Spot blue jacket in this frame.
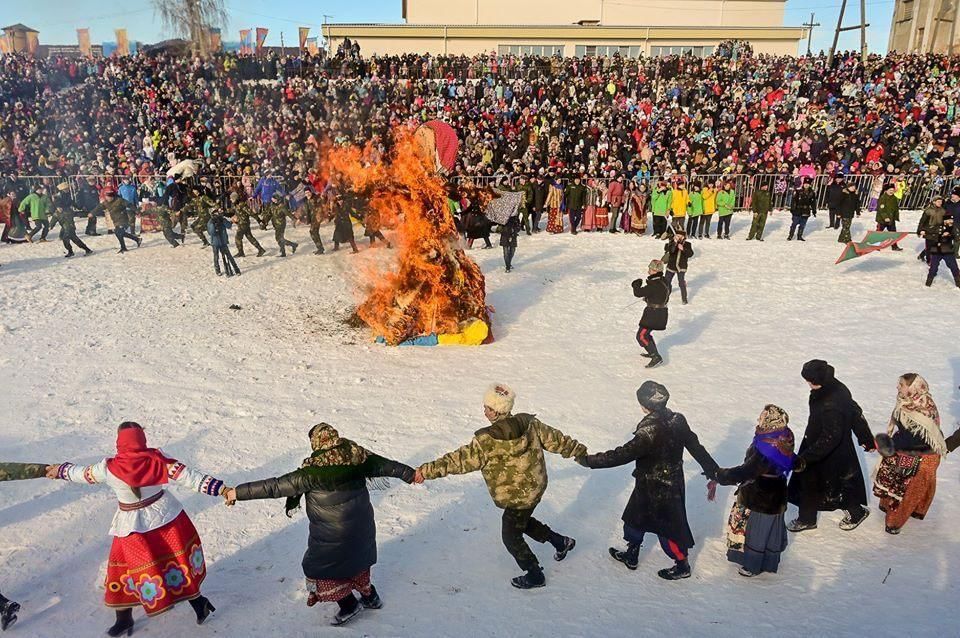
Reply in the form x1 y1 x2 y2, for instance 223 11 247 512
254 177 284 205
118 182 139 206
207 217 232 249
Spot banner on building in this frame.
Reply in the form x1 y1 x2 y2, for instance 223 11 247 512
26 31 39 57
0 33 10 55
239 29 252 54
115 28 129 56
208 27 222 50
77 28 92 57
299 27 309 51
255 27 268 54
306 37 319 55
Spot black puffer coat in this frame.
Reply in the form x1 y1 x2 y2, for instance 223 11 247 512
582 408 718 548
235 454 415 580
632 273 670 331
787 375 875 513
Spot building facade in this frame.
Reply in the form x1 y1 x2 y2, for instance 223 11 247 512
326 0 806 57
888 0 959 52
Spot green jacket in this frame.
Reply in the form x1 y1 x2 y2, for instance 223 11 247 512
564 183 588 210
716 189 736 216
420 413 586 510
156 205 175 230
18 193 51 220
519 183 535 213
688 192 703 217
876 193 900 223
751 189 772 215
0 462 47 481
651 190 671 216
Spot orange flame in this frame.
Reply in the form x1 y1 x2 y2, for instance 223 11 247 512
322 128 490 345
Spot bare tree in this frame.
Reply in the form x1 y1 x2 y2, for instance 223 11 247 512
152 0 227 56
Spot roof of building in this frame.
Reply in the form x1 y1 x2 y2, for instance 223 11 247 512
2 23 39 33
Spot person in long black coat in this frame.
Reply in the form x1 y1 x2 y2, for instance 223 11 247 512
225 424 415 627
632 259 671 368
787 360 876 533
577 381 718 581
500 213 520 272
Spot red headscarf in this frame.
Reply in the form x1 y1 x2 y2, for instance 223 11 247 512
105 424 176 487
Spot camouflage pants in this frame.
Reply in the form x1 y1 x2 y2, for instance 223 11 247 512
309 222 324 251
274 222 296 253
501 507 553 572
747 212 768 240
235 223 263 254
191 217 209 244
838 218 853 243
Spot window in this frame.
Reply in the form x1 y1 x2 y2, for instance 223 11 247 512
499 44 564 56
576 45 643 58
902 0 914 20
650 45 714 58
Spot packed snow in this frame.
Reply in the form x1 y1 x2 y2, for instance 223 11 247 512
0 209 957 638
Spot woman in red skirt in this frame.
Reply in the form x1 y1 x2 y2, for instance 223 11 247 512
49 422 229 636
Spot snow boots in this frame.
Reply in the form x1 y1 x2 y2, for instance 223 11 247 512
106 608 134 637
332 594 363 626
511 567 546 590
552 535 576 562
657 559 691 580
839 507 870 531
0 597 20 632
609 543 640 570
645 355 663 368
360 586 383 610
189 596 215 625
786 519 817 533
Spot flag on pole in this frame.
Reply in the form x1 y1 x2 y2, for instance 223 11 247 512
239 29 252 54
835 231 911 264
298 27 309 51
115 29 129 56
77 28 92 57
255 27 268 54
306 37 319 55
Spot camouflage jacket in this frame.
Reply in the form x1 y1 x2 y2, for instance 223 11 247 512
0 462 47 482
186 196 215 224
232 202 256 227
265 203 291 228
420 413 586 510
93 197 136 228
155 205 174 230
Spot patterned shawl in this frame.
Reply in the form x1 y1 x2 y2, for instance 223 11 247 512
752 405 795 477
889 375 946 455
301 423 368 468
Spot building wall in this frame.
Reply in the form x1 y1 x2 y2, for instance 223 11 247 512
404 0 787 28
888 0 958 52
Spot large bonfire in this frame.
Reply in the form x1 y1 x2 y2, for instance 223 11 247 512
322 123 492 345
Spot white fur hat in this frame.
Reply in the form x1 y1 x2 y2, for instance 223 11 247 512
483 383 516 416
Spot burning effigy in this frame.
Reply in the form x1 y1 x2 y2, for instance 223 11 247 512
323 121 492 346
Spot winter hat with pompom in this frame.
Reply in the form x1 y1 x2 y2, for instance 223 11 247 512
484 383 516 416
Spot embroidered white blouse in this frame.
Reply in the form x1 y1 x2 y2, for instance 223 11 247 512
57 456 225 538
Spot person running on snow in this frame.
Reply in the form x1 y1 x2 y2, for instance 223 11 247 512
91 188 141 254
576 382 718 581
663 230 694 305
632 259 671 369
1 462 49 630
415 384 586 590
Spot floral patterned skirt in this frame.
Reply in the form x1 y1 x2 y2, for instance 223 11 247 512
104 510 206 616
306 569 372 606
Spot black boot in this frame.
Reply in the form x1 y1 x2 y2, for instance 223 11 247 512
331 594 362 626
106 608 134 637
645 354 663 368
657 559 691 581
925 274 934 287
954 275 960 289
510 566 546 590
291 242 298 255
256 248 266 257
188 596 215 625
1 597 20 632
550 534 576 561
360 585 383 610
235 250 246 258
609 543 640 570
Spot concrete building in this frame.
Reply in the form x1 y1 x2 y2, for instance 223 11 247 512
888 0 959 52
325 0 807 57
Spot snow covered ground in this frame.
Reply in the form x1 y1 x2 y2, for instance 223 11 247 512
0 210 957 638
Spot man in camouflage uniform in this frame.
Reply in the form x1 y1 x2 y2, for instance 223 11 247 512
303 190 325 255
51 183 92 258
91 189 141 253
186 187 215 247
416 384 586 589
265 192 298 257
1 462 48 630
230 192 265 257
156 205 185 247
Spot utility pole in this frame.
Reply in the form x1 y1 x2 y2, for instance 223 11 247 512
802 12 821 56
280 31 285 57
828 0 870 66
323 14 333 52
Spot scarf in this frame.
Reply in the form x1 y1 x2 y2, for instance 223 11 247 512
752 405 795 477
889 375 946 455
285 424 374 516
105 424 176 488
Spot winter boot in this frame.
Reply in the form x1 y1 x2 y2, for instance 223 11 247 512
954 275 960 289
0 598 20 632
657 559 691 580
511 567 546 590
189 596 215 625
925 274 934 287
839 507 869 531
786 519 817 533
106 608 134 637
331 594 363 626
360 586 383 610
84 248 93 256
256 248 266 257
787 233 793 241
609 543 640 570
235 250 246 258
885 526 902 535
645 354 663 369
64 251 74 258
551 535 576 561
737 566 759 578
135 236 142 248
291 242 298 255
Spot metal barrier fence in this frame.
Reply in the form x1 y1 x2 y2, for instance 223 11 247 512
7 173 958 213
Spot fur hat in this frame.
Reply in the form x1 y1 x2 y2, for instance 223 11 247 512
636 381 669 411
483 383 516 416
801 359 835 386
648 259 664 273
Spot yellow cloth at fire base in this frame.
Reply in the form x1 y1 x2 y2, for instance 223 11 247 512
438 319 489 346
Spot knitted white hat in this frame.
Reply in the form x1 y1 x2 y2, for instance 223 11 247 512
483 383 516 416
